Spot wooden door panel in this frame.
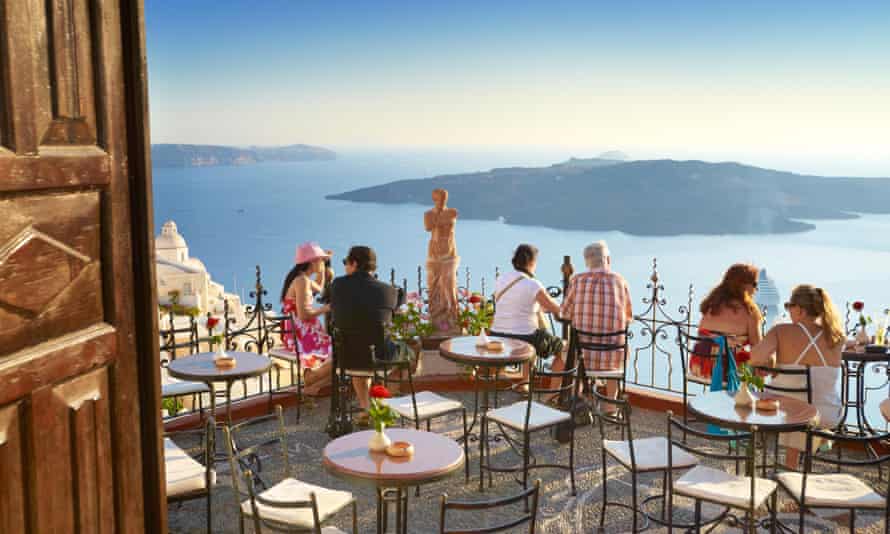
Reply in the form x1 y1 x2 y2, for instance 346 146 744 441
30 367 114 533
0 0 160 531
0 190 104 355
0 403 27 534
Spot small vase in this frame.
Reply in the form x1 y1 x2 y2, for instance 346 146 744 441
734 383 754 407
368 427 391 452
215 343 227 359
856 326 870 346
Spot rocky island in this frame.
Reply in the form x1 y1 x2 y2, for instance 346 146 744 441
327 157 890 236
151 143 336 168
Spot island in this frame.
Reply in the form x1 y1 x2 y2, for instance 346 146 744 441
151 143 336 168
326 157 890 236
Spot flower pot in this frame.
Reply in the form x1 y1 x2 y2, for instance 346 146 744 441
368 428 392 452
734 383 754 407
856 326 870 346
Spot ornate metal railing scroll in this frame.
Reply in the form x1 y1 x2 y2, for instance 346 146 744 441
629 258 692 393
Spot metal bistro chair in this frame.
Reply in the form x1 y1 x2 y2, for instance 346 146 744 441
328 326 386 435
676 324 733 429
160 315 210 419
777 425 890 533
267 309 306 425
752 364 812 473
666 412 778 534
570 326 630 397
439 480 541 534
594 391 698 532
480 362 579 495
225 406 357 534
164 417 215 533
375 350 470 483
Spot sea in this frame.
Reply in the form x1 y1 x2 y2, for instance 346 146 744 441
153 149 890 421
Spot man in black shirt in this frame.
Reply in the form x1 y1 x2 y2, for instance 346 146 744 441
329 245 404 411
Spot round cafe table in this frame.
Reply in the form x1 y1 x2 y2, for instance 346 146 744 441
439 336 535 439
323 428 465 534
687 391 818 533
839 349 890 436
167 351 272 425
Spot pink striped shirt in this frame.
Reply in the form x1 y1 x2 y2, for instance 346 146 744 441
561 267 633 371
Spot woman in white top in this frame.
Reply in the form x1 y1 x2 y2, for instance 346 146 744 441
489 244 564 382
750 284 844 469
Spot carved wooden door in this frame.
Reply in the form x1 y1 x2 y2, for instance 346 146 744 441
0 1 162 532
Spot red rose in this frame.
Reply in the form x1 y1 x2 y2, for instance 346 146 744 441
207 317 220 329
369 385 391 399
469 294 482 304
852 301 865 312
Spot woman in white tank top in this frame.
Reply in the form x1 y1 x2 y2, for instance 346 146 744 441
750 284 845 469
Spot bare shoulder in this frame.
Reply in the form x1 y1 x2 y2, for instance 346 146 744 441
445 207 458 218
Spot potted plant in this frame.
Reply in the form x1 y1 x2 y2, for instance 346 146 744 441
458 292 493 336
367 384 398 452
388 295 433 373
852 301 871 345
735 363 764 407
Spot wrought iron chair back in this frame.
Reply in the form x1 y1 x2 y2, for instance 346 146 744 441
753 365 812 403
224 405 290 497
570 326 630 393
591 389 634 450
666 412 758 529
439 480 541 534
525 363 580 429
371 349 420 428
789 426 890 532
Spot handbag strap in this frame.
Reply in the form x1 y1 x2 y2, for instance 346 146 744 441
494 274 525 303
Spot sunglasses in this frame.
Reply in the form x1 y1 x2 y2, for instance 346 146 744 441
342 258 348 266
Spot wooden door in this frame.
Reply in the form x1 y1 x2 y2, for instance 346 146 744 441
0 1 164 532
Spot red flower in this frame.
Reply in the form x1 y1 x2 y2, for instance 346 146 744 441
852 301 865 312
369 385 391 399
207 317 220 329
468 294 482 304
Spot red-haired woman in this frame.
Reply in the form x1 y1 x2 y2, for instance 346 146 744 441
690 263 763 381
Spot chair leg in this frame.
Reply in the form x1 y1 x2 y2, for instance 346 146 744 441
462 409 469 483
292 361 301 425
599 451 607 531
850 508 856 532
569 423 576 495
661 470 667 521
479 415 486 492
631 470 638 533
522 431 530 508
206 491 212 534
770 491 777 534
694 499 701 534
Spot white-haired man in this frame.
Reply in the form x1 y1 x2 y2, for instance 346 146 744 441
560 241 632 401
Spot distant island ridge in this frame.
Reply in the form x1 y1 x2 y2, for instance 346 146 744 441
326 154 890 236
151 143 336 167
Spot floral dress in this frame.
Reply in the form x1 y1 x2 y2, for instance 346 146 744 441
281 297 332 370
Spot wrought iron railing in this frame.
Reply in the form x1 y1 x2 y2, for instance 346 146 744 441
161 257 890 422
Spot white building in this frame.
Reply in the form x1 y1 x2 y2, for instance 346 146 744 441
155 220 245 323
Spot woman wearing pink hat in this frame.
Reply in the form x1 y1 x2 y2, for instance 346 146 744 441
280 242 334 395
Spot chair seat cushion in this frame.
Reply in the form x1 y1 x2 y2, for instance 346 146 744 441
268 348 298 363
604 436 698 472
880 398 890 423
383 391 463 420
164 438 215 497
162 381 210 397
777 472 885 509
241 477 353 529
674 465 776 510
486 400 571 431
585 368 624 379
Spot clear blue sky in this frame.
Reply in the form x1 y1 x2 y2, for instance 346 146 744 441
145 0 890 174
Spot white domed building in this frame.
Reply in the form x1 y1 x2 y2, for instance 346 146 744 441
155 220 244 322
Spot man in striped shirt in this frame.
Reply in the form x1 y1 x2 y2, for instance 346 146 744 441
560 241 633 401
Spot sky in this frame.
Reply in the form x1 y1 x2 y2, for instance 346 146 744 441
145 0 890 175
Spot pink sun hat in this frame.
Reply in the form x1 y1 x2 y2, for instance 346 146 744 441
294 242 331 264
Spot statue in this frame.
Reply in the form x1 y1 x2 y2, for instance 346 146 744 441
424 188 460 335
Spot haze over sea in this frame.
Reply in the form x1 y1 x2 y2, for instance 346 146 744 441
153 149 890 416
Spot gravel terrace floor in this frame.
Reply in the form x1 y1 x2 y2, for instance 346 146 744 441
167 391 887 533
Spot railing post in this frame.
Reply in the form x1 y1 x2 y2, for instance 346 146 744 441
390 268 396 287
560 255 574 341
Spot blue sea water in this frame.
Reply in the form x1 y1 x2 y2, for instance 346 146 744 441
152 149 890 421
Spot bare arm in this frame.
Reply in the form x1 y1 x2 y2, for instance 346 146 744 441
624 282 633 322
536 288 560 315
423 211 434 232
559 279 575 321
750 326 778 367
747 312 763 347
293 277 329 320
